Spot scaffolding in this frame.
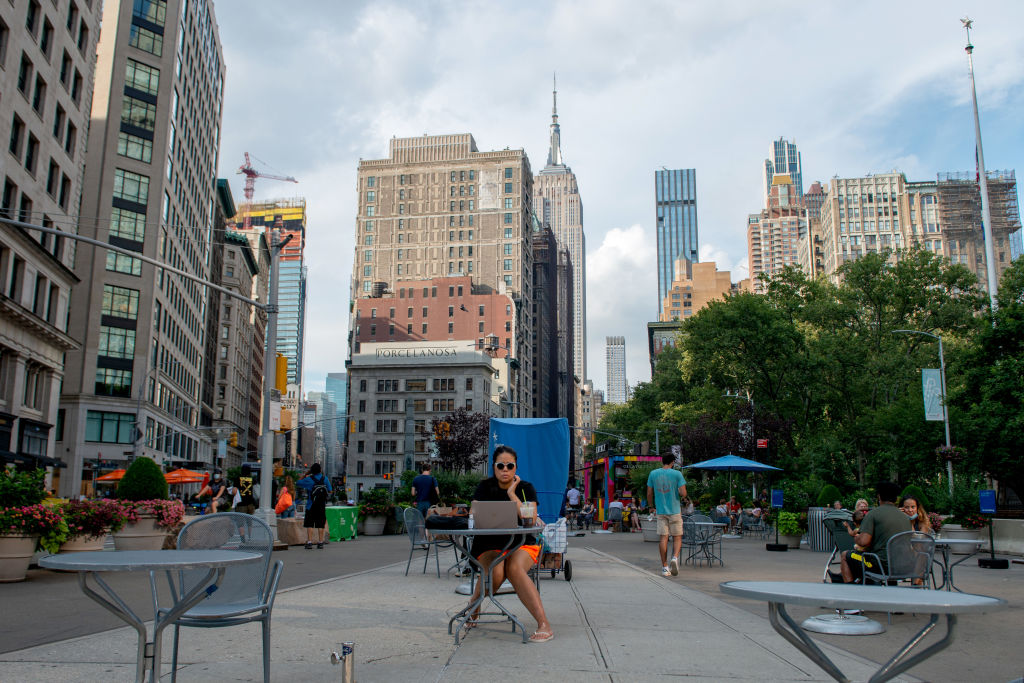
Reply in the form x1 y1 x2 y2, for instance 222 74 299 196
937 170 1021 238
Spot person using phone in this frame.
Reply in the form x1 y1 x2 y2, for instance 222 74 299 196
464 445 553 643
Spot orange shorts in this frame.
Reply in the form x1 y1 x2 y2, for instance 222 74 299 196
517 544 541 564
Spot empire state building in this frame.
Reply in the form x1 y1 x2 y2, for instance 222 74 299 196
533 79 587 385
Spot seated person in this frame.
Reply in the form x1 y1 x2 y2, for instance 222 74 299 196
839 482 912 583
193 472 228 513
628 501 642 532
833 500 843 510
681 496 695 516
728 496 742 529
465 446 553 643
855 498 870 516
900 496 933 534
607 499 625 531
580 500 596 529
714 499 730 526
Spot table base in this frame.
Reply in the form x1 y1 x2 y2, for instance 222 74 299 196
935 545 980 592
770 601 954 683
801 612 886 635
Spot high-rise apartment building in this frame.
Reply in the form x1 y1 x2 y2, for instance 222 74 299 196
58 0 225 493
798 181 826 278
325 372 347 411
605 336 627 405
655 169 698 316
0 0 100 480
747 174 807 293
764 138 803 203
533 82 586 384
232 199 306 387
659 259 744 321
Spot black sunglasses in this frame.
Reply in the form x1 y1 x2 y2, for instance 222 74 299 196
495 462 516 471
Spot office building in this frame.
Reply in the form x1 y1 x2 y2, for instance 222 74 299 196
307 390 341 480
659 259 743 321
350 133 536 417
232 199 306 388
747 173 807 293
655 169 698 316
0 0 101 480
533 81 587 384
346 340 499 496
605 336 628 404
58 0 225 494
764 138 803 203
798 181 826 278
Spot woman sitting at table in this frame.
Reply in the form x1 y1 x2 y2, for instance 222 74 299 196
465 445 553 643
580 500 596 529
900 495 933 534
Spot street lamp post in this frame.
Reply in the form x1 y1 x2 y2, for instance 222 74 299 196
894 329 953 495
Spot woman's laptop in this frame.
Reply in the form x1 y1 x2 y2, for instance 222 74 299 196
470 501 519 529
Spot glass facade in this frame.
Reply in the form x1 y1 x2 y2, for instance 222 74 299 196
654 169 699 317
765 138 803 200
277 261 306 385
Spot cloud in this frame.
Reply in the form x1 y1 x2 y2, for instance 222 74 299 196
212 1 1024 400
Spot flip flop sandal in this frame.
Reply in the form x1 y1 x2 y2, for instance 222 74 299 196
529 630 554 643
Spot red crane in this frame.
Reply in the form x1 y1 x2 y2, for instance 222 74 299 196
236 152 298 230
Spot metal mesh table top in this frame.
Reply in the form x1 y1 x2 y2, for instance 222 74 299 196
39 549 262 572
720 580 1006 614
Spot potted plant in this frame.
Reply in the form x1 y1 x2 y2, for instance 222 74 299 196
358 488 393 536
776 511 806 549
60 499 128 552
0 468 68 581
940 482 985 552
112 458 181 550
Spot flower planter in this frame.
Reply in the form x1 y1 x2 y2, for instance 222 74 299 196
113 515 167 550
0 535 39 582
362 515 386 536
940 524 982 554
60 534 108 553
779 534 803 549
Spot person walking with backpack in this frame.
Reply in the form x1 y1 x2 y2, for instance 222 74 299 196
297 463 332 549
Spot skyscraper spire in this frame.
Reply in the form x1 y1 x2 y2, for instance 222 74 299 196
547 72 563 167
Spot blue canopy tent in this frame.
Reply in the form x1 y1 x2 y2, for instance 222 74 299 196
488 418 570 523
684 454 782 503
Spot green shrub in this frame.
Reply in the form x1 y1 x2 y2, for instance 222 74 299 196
816 484 843 508
0 468 48 507
435 470 483 504
777 511 806 536
117 457 168 501
358 486 394 517
899 484 930 511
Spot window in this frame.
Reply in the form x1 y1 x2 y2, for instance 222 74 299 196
106 251 142 275
77 22 88 54
504 167 513 179
30 73 46 113
406 378 426 391
64 122 76 154
52 103 65 140
504 212 513 224
366 190 375 202
133 0 167 26
113 169 149 203
71 69 82 104
0 19 9 70
23 134 39 175
40 19 53 58
121 94 157 131
8 115 25 157
26 1 41 36
117 132 153 162
58 174 70 210
466 377 474 390
110 207 146 241
504 259 513 271
367 176 376 187
447 322 454 333
504 197 513 209
125 58 160 95
18 54 32 95
84 411 135 443
101 285 139 318
98 326 136 358
129 24 163 56
46 159 59 196
95 368 132 397
504 227 513 238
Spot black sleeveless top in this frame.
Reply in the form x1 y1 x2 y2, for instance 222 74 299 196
470 477 538 557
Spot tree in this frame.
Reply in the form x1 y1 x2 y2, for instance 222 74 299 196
117 457 168 501
430 408 490 474
953 257 1024 498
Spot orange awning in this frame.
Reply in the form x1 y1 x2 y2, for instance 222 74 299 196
165 468 205 484
95 469 126 482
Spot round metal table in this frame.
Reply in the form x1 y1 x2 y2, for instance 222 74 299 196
720 580 1006 683
933 538 983 591
40 549 261 683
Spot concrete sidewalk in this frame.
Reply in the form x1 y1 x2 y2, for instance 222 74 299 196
0 546 921 682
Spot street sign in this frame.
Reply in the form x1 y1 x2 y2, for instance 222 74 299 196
756 439 768 449
979 489 997 514
771 489 784 509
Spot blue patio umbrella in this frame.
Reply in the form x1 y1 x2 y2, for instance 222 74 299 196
684 454 782 502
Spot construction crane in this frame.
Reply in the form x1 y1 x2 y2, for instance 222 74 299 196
236 152 298 230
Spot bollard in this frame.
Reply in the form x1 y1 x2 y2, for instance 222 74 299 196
330 641 356 682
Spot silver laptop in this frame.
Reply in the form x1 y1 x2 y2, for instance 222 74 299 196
471 500 519 529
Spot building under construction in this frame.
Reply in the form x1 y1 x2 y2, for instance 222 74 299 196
936 170 1021 289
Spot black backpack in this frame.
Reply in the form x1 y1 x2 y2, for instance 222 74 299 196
309 475 328 506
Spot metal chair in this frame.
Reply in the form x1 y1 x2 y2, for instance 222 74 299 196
607 506 623 532
822 514 855 583
404 507 456 578
862 531 936 624
164 513 283 683
740 512 768 539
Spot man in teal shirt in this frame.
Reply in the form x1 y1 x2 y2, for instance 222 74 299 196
647 454 688 577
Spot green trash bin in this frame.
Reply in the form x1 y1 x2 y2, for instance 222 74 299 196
325 506 359 541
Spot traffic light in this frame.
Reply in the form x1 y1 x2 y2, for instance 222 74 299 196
228 432 238 448
382 472 391 480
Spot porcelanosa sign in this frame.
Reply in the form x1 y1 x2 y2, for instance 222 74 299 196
375 347 458 359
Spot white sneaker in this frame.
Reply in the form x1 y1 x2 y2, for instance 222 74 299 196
670 557 679 576
662 566 671 577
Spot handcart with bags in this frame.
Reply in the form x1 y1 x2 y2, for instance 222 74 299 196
536 517 572 581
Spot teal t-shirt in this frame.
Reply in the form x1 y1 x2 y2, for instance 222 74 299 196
647 468 686 515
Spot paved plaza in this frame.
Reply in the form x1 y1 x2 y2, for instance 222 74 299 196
1 531 1020 682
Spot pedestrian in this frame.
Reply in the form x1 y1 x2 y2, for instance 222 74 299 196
565 482 582 526
296 463 331 549
233 470 258 515
647 453 688 577
411 465 440 518
275 476 296 518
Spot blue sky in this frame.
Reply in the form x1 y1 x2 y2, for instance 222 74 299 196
213 0 1024 396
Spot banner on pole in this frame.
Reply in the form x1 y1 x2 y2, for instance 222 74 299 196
922 369 944 421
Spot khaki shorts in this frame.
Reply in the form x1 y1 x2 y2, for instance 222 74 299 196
657 513 683 536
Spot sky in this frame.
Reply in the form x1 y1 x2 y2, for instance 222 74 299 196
212 0 1024 397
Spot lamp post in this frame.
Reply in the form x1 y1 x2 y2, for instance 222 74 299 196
893 329 953 495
